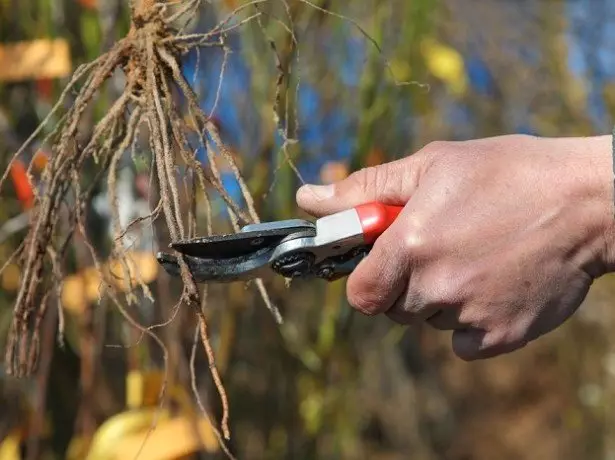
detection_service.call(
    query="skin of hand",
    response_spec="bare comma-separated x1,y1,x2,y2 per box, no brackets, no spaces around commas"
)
296,134,615,360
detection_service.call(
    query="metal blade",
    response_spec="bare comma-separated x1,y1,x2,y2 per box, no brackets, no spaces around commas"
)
170,222,315,259
156,247,274,283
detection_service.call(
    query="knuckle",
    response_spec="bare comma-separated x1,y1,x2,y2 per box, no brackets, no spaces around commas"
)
457,306,487,328
391,287,425,316
424,263,474,306
347,165,391,198
347,167,375,196
452,323,529,361
477,326,528,357
404,262,471,323
499,325,529,348
402,227,436,261
347,289,383,316
421,140,455,158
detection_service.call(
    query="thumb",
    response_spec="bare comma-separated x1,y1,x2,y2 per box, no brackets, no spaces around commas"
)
296,156,421,217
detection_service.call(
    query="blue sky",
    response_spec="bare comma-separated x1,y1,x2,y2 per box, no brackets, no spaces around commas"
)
565,0,615,131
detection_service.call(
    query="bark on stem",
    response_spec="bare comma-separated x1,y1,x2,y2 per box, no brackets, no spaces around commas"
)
132,0,158,21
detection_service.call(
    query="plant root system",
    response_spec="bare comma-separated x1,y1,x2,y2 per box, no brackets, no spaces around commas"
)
0,0,281,454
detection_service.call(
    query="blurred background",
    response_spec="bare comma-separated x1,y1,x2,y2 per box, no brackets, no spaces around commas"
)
1,0,615,459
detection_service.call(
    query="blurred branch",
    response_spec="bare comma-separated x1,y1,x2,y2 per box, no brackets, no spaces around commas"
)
0,211,30,244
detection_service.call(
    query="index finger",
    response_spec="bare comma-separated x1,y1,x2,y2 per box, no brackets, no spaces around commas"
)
345,215,411,316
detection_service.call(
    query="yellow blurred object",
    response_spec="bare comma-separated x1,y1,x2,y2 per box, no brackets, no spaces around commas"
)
388,57,412,82
1,264,21,292
61,274,88,314
84,267,103,303
421,38,467,96
65,436,91,460
0,429,21,460
60,251,159,315
106,251,159,291
111,415,219,459
73,368,219,460
126,370,165,409
81,407,171,460
0,400,52,460
319,161,349,184
0,39,72,82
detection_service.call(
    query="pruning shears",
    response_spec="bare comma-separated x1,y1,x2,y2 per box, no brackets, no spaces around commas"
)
156,202,404,283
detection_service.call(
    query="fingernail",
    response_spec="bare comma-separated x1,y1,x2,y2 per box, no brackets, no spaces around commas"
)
298,184,334,201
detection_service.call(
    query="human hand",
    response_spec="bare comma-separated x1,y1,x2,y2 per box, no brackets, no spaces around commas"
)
296,134,615,360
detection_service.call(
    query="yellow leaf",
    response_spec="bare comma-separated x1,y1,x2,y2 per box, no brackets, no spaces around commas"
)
421,38,467,96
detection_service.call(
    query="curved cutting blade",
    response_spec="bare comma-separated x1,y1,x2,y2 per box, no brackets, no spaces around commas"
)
156,247,274,283
170,221,315,259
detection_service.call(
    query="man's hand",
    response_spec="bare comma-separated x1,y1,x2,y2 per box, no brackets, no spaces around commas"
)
296,134,615,360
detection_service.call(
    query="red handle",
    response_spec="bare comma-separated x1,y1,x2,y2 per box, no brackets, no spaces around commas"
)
355,202,404,244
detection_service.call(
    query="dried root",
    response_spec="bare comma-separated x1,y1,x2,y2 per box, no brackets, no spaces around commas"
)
0,0,275,453
1,0,416,456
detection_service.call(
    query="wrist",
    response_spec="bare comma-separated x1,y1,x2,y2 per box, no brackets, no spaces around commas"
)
576,134,615,275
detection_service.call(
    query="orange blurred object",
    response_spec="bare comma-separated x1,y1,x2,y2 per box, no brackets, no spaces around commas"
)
77,0,97,9
0,39,72,82
32,149,49,171
36,78,54,102
319,161,349,184
365,147,385,167
61,252,159,315
223,0,239,9
9,160,35,209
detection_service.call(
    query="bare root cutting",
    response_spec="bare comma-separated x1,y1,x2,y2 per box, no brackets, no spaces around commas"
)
1,0,414,457
0,0,276,454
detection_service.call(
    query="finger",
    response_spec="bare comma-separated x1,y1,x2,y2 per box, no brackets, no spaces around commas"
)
384,291,443,325
452,328,528,361
345,220,409,316
385,308,413,325
295,156,422,217
425,309,465,330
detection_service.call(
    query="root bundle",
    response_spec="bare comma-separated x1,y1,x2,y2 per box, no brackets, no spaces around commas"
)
0,0,281,452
